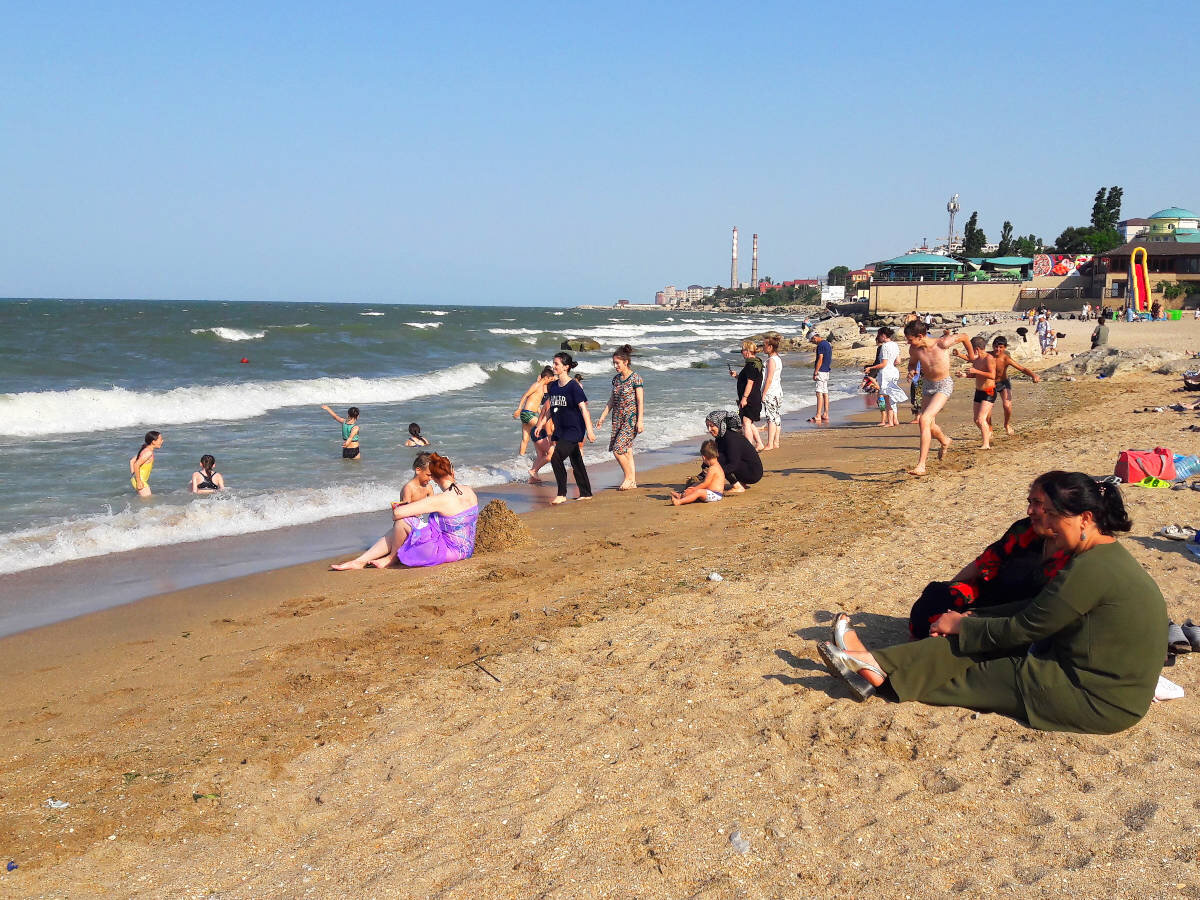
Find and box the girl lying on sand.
[671,441,725,506]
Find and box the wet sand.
[5,317,1200,897]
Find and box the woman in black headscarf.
[704,410,763,493]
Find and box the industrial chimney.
[751,234,758,288]
[731,227,739,289]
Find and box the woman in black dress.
[730,340,765,450]
[704,410,763,493]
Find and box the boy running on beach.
[671,441,725,506]
[903,321,973,476]
[989,336,1041,435]
[957,336,997,450]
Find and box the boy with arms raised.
[903,321,973,476]
[990,336,1041,435]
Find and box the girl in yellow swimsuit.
[130,430,163,497]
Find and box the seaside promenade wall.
[870,281,1021,313]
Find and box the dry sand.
[4,316,1200,898]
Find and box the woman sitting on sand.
[331,453,477,570]
[704,411,762,492]
[816,471,1167,734]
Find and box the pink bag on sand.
[1115,448,1176,483]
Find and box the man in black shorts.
[958,336,996,450]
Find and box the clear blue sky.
[2,1,1197,306]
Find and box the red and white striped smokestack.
[751,234,758,287]
[731,227,738,289]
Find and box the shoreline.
[0,379,868,638]
[8,317,1200,896]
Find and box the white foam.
[0,364,492,437]
[489,328,547,335]
[190,327,266,342]
[495,360,536,376]
[518,337,537,345]
[421,310,450,316]
[405,321,442,329]
[359,311,385,316]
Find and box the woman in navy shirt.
[535,352,597,504]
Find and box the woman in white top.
[864,327,908,427]
[760,334,784,451]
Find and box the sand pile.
[473,498,533,553]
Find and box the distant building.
[1146,207,1200,240]
[1117,218,1151,242]
[849,267,874,283]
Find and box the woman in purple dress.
[331,453,478,570]
[596,344,645,490]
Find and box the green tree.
[1013,234,1043,257]
[1090,186,1124,231]
[1054,226,1091,254]
[996,221,1014,256]
[1084,227,1123,254]
[826,265,850,286]
[962,211,987,256]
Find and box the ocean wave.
[405,322,442,329]
[0,364,492,437]
[190,327,267,342]
[488,327,547,336]
[360,311,385,316]
[421,310,450,316]
[518,337,537,345]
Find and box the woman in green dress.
[816,471,1167,734]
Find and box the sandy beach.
[6,316,1200,898]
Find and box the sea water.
[0,299,860,606]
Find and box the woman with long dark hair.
[596,344,644,490]
[189,454,225,493]
[815,472,1167,734]
[129,431,163,497]
[534,351,596,505]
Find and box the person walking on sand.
[731,340,765,450]
[809,332,833,424]
[189,454,225,493]
[957,336,997,450]
[989,336,1041,435]
[903,321,973,476]
[596,344,644,491]
[534,352,596,504]
[760,334,784,450]
[321,405,362,459]
[129,431,163,497]
[513,366,554,455]
[864,327,907,427]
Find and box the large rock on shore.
[1043,346,1186,379]
[746,332,809,352]
[561,338,601,352]
[974,329,1040,362]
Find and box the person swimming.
[129,431,163,497]
[405,422,431,446]
[189,454,225,493]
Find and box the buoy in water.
[240,357,249,364]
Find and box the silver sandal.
[831,612,851,651]
[816,641,885,701]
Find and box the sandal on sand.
[1157,525,1196,541]
[831,613,850,652]
[1182,620,1200,652]
[816,641,883,701]
[1134,476,1173,488]
[1168,622,1192,654]
[1094,475,1122,485]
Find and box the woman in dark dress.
[704,410,763,492]
[730,340,765,451]
[534,352,596,505]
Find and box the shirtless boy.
[958,336,997,450]
[989,336,1040,434]
[903,321,973,476]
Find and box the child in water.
[671,441,725,506]
[405,422,431,446]
[189,454,225,493]
[129,431,163,497]
[321,405,362,459]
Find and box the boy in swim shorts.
[903,321,973,476]
[958,335,997,450]
[671,441,726,506]
[989,336,1041,435]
